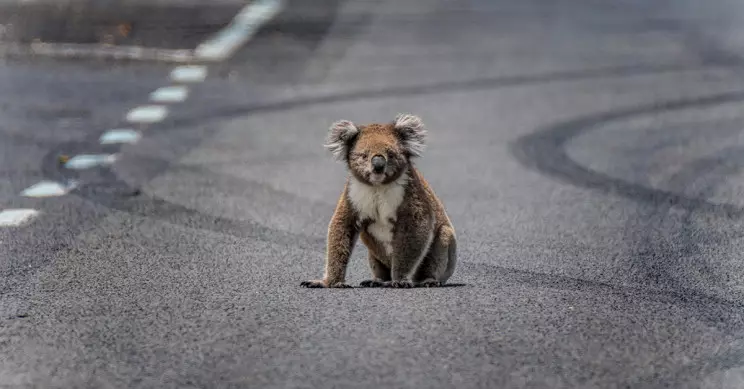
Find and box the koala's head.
[325,113,427,186]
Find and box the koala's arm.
[301,184,358,288]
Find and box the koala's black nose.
[371,155,386,173]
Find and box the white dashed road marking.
[21,180,79,197]
[100,129,142,144]
[194,0,284,61]
[150,85,189,103]
[4,0,284,227]
[170,65,208,83]
[64,154,118,170]
[126,105,168,123]
[0,209,39,227]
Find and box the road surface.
[3,0,744,387]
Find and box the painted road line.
[0,209,39,227]
[150,85,189,103]
[64,154,117,170]
[126,105,168,123]
[100,129,142,145]
[170,65,208,83]
[0,41,196,63]
[194,0,284,61]
[21,180,79,198]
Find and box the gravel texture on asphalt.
[3,0,744,388]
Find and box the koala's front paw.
[301,280,353,288]
[360,279,386,287]
[301,279,327,288]
[389,280,414,288]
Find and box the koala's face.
[325,114,428,186]
[347,125,409,185]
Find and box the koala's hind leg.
[360,253,391,287]
[413,225,457,287]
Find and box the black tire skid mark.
[511,94,744,292]
[510,92,744,386]
[627,149,744,387]
[510,93,744,296]
[631,145,744,292]
[511,91,744,216]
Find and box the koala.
[300,113,457,288]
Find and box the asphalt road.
[4,0,744,387]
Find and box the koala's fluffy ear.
[393,113,427,157]
[325,119,359,161]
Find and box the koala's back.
[407,167,454,233]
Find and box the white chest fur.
[348,175,408,255]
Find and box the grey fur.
[325,119,359,161]
[413,225,457,287]
[393,113,428,158]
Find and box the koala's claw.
[389,280,414,288]
[301,280,353,288]
[360,279,386,287]
[301,280,326,288]
[417,280,442,288]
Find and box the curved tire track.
[511,90,744,216]
[511,91,744,386]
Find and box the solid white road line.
[0,209,39,227]
[64,154,118,170]
[194,0,284,61]
[100,129,142,144]
[170,65,208,83]
[150,85,189,103]
[0,0,282,63]
[16,42,195,62]
[125,105,168,123]
[21,180,79,197]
